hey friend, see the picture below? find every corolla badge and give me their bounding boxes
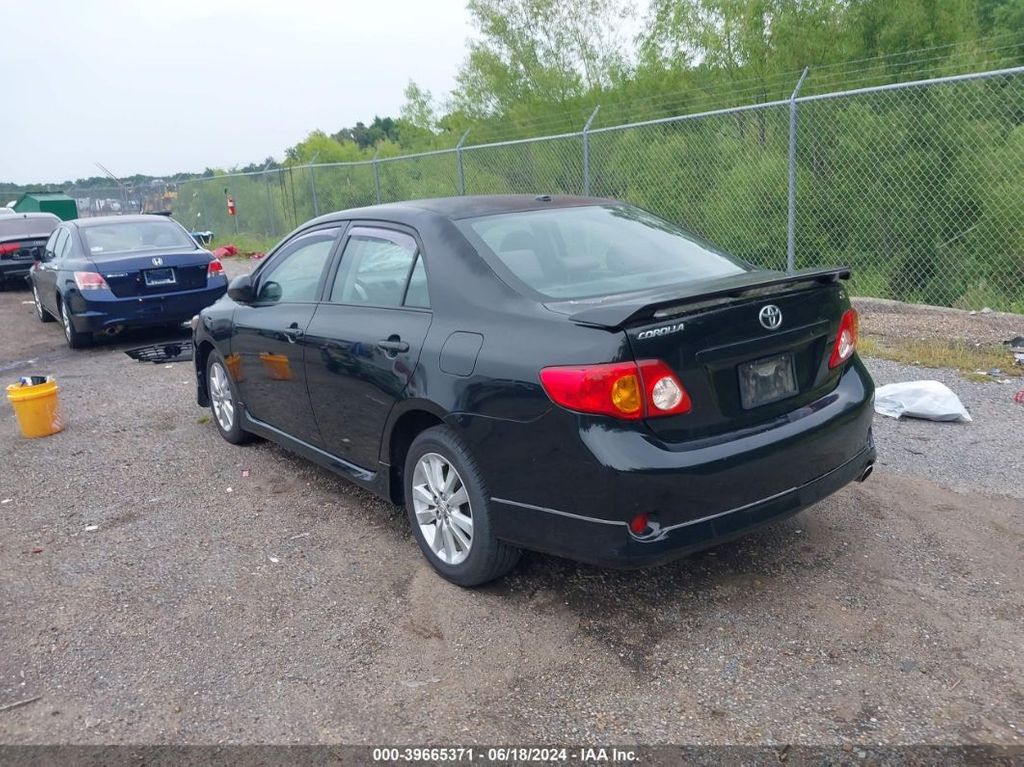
[151,257,164,266]
[637,321,685,340]
[758,304,783,330]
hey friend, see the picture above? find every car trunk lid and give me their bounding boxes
[91,249,211,298]
[546,267,852,441]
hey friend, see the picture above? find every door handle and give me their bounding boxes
[377,337,409,354]
[282,322,304,343]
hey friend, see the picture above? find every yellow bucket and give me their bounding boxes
[6,378,64,438]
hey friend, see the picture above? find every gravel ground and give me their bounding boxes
[866,358,1024,500]
[854,296,1024,347]
[0,274,1021,746]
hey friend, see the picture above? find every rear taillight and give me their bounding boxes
[829,308,859,368]
[539,359,692,420]
[0,242,21,257]
[207,258,224,279]
[73,271,108,291]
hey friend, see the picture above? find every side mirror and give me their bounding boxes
[227,274,255,304]
[259,281,282,303]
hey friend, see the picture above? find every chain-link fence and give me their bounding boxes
[170,64,1024,312]
[63,186,133,217]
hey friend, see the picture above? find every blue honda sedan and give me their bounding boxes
[29,215,229,348]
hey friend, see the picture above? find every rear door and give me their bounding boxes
[32,228,66,312]
[304,225,432,469]
[232,227,341,446]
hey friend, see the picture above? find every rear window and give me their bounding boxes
[0,215,59,240]
[458,205,749,299]
[81,220,197,255]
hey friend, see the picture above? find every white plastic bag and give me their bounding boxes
[873,380,972,422]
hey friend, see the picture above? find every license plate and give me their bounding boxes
[143,267,176,286]
[738,353,798,409]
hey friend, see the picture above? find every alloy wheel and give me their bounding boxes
[209,361,235,432]
[61,302,72,341]
[412,452,473,565]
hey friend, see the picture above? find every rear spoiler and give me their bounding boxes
[550,266,851,329]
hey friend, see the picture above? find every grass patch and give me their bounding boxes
[859,334,1022,380]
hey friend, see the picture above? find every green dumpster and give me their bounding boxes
[12,192,78,221]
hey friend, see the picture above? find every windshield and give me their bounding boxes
[458,204,749,300]
[81,220,197,255]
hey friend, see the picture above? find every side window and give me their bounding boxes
[256,229,338,304]
[404,255,430,309]
[330,228,418,307]
[54,230,71,261]
[43,229,60,259]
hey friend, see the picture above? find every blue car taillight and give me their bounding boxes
[73,271,108,290]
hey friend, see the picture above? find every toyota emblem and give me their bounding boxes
[758,304,783,330]
[151,257,164,266]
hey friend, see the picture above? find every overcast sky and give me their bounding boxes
[2,0,472,184]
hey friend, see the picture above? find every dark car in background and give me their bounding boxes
[30,214,228,348]
[0,212,60,287]
[192,195,875,586]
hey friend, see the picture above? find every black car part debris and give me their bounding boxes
[125,341,194,363]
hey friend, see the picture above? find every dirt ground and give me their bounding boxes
[0,269,1022,746]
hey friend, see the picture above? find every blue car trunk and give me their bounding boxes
[91,249,211,297]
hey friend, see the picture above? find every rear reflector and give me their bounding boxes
[74,271,108,291]
[207,258,224,279]
[539,359,691,420]
[629,513,649,535]
[829,308,859,368]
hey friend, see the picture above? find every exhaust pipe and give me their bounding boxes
[100,325,125,337]
[858,463,874,483]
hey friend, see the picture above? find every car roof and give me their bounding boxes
[312,194,617,225]
[71,214,179,228]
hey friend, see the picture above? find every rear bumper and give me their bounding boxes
[454,357,875,567]
[66,284,227,332]
[490,441,873,567]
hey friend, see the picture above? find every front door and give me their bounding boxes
[232,227,340,446]
[304,226,432,469]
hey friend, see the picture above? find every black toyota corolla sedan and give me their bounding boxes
[193,195,875,586]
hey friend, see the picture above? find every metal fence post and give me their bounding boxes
[263,163,277,238]
[456,130,471,195]
[309,153,320,217]
[373,151,382,204]
[787,68,809,274]
[582,106,600,196]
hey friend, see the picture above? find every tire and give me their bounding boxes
[59,295,92,349]
[32,282,55,322]
[404,425,521,586]
[206,352,254,445]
